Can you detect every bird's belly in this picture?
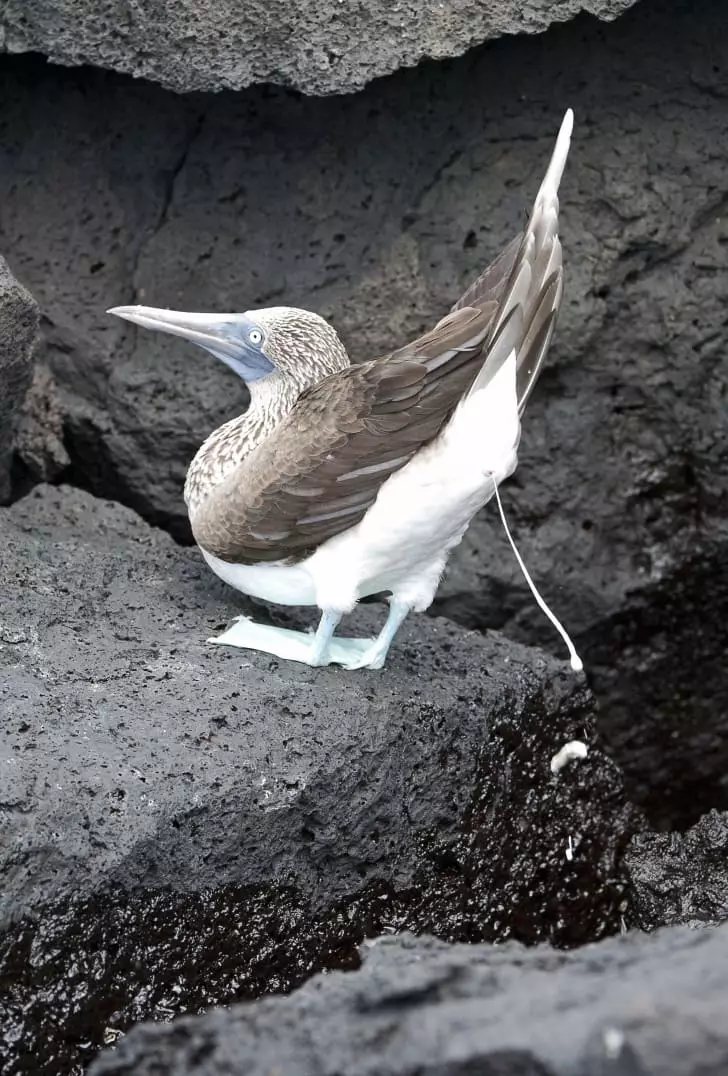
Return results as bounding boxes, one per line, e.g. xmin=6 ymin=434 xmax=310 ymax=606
xmin=199 ymin=549 xmax=318 ymax=606
xmin=338 ymin=472 xmax=493 ymax=595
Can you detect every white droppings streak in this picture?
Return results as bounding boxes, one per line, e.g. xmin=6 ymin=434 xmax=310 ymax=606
xmin=550 ymin=739 xmax=588 ymax=775
xmin=492 ymin=482 xmax=583 ymax=673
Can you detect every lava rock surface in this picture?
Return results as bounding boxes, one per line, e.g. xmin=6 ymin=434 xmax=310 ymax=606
xmin=0 ymin=484 xmax=638 ymax=1075
xmin=626 ymin=809 xmax=728 ymax=929
xmin=0 ymin=254 xmax=37 ymax=501
xmin=88 ymin=926 xmax=728 ymax=1076
xmin=0 ymin=0 xmax=639 ymax=95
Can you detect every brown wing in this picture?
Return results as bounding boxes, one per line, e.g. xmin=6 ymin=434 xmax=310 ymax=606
xmin=193 ymin=111 xmax=572 ymax=564
xmin=191 ymin=302 xmax=510 ymax=563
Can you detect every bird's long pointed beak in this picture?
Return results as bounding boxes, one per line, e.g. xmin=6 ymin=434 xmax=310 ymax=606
xmin=107 ymin=304 xmax=243 ymax=360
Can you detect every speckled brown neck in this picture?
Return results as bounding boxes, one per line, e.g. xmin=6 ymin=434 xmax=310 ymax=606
xmin=184 ymin=373 xmax=303 ymax=516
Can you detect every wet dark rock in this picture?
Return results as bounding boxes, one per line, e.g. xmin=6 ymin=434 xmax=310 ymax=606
xmin=576 ymin=549 xmax=728 ymax=831
xmin=0 ymin=0 xmax=726 ymax=825
xmin=1 ymin=0 xmax=639 ymax=96
xmin=0 ymin=255 xmax=38 ymax=501
xmin=626 ymin=810 xmax=728 ymax=930
xmin=88 ymin=926 xmax=728 ymax=1076
xmin=0 ymin=484 xmax=639 ymax=1075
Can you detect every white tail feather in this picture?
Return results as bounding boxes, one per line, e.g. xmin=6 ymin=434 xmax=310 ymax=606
xmin=466 ymin=109 xmax=573 ymax=422
xmin=532 ymin=109 xmax=574 ymax=215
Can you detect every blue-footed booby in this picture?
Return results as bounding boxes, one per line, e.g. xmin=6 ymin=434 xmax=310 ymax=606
xmin=109 ymin=109 xmax=581 ymax=672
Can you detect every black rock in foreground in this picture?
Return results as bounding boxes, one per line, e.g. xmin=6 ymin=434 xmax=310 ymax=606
xmin=1 ymin=485 xmax=638 ymax=1075
xmin=88 ymin=925 xmax=728 ymax=1076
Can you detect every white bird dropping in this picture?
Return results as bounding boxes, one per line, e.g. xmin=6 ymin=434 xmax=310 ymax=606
xmin=550 ymin=740 xmax=589 ymax=775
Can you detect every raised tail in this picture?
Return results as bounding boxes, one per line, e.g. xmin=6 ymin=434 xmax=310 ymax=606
xmin=458 ymin=109 xmax=574 ymax=413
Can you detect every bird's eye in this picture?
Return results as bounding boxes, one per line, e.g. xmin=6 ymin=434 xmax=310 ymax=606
xmin=248 ymin=328 xmax=263 ymax=346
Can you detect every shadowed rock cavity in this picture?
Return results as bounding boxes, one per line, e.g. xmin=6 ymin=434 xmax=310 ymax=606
xmin=0 ymin=0 xmax=726 ymax=828
xmin=0 ymin=256 xmax=38 ymax=501
xmin=0 ymin=485 xmax=639 ymax=1076
xmin=1 ymin=0 xmax=639 ymax=95
xmin=88 ymin=927 xmax=728 ymax=1076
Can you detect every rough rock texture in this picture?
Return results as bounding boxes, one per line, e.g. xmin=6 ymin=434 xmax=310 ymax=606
xmin=88 ymin=926 xmax=728 ymax=1076
xmin=0 ymin=0 xmax=726 ymax=828
xmin=572 ymin=548 xmax=728 ymax=830
xmin=0 ymin=1 xmax=640 ymax=96
xmin=626 ymin=810 xmax=728 ymax=930
xmin=0 ymin=255 xmax=37 ymax=501
xmin=0 ymin=484 xmax=638 ymax=1076
xmin=13 ymin=363 xmax=70 ymax=485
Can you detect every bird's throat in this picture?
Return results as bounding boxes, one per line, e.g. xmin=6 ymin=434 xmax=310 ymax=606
xmin=184 ymin=375 xmax=301 ymax=515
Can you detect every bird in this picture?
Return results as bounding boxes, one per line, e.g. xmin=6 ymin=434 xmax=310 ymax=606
xmin=109 ymin=109 xmax=580 ymax=672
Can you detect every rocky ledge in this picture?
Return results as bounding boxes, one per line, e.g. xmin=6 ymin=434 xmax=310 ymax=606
xmin=89 ymin=926 xmax=728 ymax=1076
xmin=1 ymin=484 xmax=638 ymax=1075
xmin=0 ymin=0 xmax=640 ymax=95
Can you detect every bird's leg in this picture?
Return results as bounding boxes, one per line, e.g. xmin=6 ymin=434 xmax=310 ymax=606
xmin=340 ymin=600 xmax=412 ymax=671
xmin=306 ymin=610 xmax=342 ymax=665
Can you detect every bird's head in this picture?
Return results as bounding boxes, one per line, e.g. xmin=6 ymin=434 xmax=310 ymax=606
xmin=107 ymin=304 xmax=350 ymax=392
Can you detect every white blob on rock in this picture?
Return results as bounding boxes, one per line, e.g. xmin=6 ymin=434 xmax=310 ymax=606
xmin=603 ymin=1027 xmax=625 ymax=1059
xmin=550 ymin=739 xmax=588 ymax=775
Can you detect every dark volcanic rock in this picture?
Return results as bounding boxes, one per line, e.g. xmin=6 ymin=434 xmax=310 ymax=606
xmin=0 ymin=485 xmax=638 ymax=1076
xmin=0 ymin=255 xmax=37 ymax=501
xmin=626 ymin=810 xmax=728 ymax=930
xmin=576 ymin=549 xmax=728 ymax=831
xmin=88 ymin=926 xmax=728 ymax=1076
xmin=0 ymin=0 xmax=639 ymax=96
xmin=0 ymin=0 xmax=726 ymax=824
xmin=13 ymin=363 xmax=70 ymax=486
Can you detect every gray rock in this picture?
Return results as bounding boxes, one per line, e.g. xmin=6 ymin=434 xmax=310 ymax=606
xmin=0 ymin=0 xmax=639 ymax=96
xmin=0 ymin=484 xmax=638 ymax=1075
xmin=13 ymin=363 xmax=70 ymax=484
xmin=0 ymin=0 xmax=726 ymax=827
xmin=626 ymin=810 xmax=728 ymax=929
xmin=0 ymin=255 xmax=38 ymax=501
xmin=88 ymin=926 xmax=728 ymax=1076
